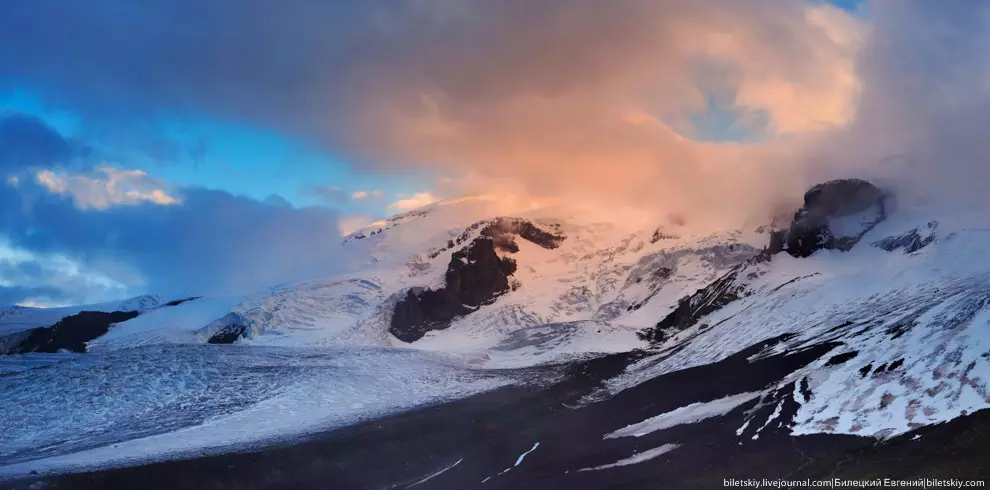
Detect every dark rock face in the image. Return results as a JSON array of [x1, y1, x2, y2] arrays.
[[428, 217, 565, 259], [650, 229, 679, 244], [784, 179, 887, 258], [481, 218, 565, 250], [4, 310, 139, 354], [202, 312, 250, 344], [638, 267, 752, 344], [391, 237, 518, 342], [207, 325, 248, 344], [164, 296, 201, 307]]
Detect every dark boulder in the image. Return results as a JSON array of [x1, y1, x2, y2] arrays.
[[390, 237, 517, 342], [4, 310, 139, 354], [784, 179, 887, 258]]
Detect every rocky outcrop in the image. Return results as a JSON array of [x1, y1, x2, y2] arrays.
[[428, 217, 565, 259], [639, 179, 886, 345], [873, 221, 938, 254], [391, 237, 518, 342], [203, 313, 251, 344], [783, 179, 887, 258], [4, 310, 139, 354], [637, 266, 755, 344]]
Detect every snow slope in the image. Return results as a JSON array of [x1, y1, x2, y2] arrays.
[[0, 295, 160, 337], [607, 204, 990, 439]]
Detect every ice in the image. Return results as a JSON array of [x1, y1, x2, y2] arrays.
[[0, 345, 511, 479], [88, 295, 245, 350], [604, 392, 761, 439]]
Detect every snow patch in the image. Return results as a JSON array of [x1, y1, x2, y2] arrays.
[[577, 444, 680, 472], [605, 392, 761, 439]]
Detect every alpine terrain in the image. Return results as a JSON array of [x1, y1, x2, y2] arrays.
[[3, 179, 990, 489]]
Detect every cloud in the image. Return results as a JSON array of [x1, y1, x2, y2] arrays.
[[0, 252, 130, 307], [337, 215, 373, 236], [0, 183, 346, 300], [0, 0, 868, 227], [0, 120, 350, 304], [804, 0, 990, 208], [388, 192, 439, 212], [351, 190, 382, 200], [2, 0, 988, 232], [35, 166, 180, 210], [307, 185, 349, 205]]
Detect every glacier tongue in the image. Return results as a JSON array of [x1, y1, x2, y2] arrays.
[[0, 345, 512, 477]]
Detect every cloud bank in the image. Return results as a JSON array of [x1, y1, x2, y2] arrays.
[[0, 0, 869, 226], [3, 0, 990, 302], [0, 114, 345, 304]]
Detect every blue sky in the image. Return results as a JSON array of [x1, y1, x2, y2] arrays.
[[0, 88, 435, 214], [0, 0, 874, 307]]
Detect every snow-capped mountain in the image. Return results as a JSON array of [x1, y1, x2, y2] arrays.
[[5, 178, 990, 487]]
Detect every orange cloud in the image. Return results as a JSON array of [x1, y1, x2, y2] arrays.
[[324, 1, 866, 229]]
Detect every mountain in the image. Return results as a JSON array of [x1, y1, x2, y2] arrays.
[[4, 179, 990, 488]]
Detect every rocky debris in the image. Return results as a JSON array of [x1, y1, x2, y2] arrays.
[[3, 310, 139, 354], [783, 179, 888, 258], [873, 221, 938, 254], [391, 237, 518, 342]]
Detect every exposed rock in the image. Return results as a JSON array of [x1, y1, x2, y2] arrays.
[[164, 296, 201, 307], [208, 325, 248, 344], [480, 217, 565, 250], [638, 266, 753, 344], [391, 237, 518, 342], [202, 313, 251, 344], [650, 229, 679, 244], [784, 179, 888, 258], [873, 221, 938, 254], [3, 310, 139, 354], [428, 217, 564, 259]]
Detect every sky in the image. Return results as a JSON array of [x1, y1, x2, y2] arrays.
[[3, 0, 990, 307]]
